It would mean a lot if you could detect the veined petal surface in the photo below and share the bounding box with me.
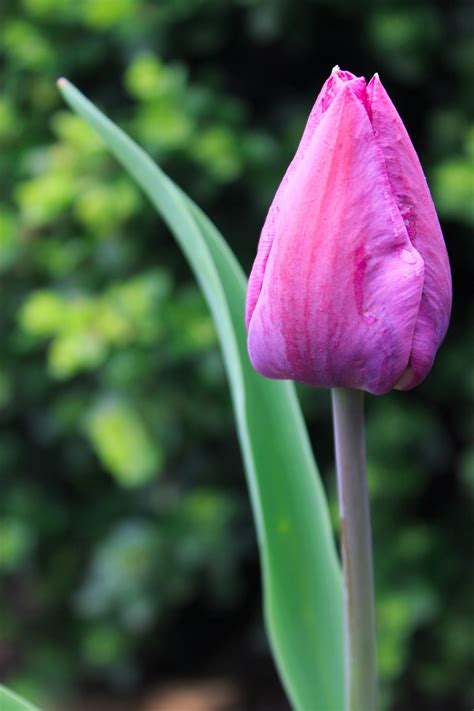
[246,69,364,328]
[367,75,452,389]
[248,83,426,395]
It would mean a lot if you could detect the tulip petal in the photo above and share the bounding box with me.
[247,84,425,395]
[246,69,364,328]
[367,75,452,388]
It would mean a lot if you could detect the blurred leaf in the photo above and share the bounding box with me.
[19,290,67,337]
[49,331,108,377]
[378,585,438,682]
[74,179,141,234]
[81,624,128,668]
[85,398,163,487]
[51,111,103,152]
[194,126,243,181]
[369,8,440,80]
[0,99,18,140]
[125,53,167,101]
[82,0,137,28]
[15,172,74,227]
[0,518,33,571]
[2,19,53,69]
[433,155,474,225]
[0,209,20,271]
[58,78,344,711]
[134,102,194,151]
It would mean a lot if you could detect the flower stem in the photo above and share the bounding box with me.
[331,388,378,711]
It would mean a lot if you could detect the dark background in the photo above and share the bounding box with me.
[0,0,473,709]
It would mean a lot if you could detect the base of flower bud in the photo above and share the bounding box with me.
[394,366,414,390]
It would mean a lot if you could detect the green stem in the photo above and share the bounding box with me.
[331,388,378,711]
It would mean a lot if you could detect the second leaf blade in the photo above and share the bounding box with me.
[58,79,344,711]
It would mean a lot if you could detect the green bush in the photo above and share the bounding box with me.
[0,0,472,708]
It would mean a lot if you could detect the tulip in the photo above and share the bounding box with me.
[246,67,451,395]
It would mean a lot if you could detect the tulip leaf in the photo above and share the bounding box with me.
[58,78,344,711]
[0,686,40,711]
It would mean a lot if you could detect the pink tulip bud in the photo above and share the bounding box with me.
[246,68,452,395]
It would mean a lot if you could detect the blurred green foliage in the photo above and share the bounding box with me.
[0,0,472,709]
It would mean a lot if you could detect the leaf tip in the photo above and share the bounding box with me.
[56,77,69,91]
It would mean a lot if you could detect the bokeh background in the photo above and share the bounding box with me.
[0,0,473,709]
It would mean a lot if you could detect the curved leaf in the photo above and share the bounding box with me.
[58,78,344,711]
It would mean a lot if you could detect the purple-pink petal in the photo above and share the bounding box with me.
[246,69,363,329]
[367,75,452,388]
[246,69,451,395]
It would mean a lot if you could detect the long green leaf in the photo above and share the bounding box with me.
[0,687,40,711]
[58,79,344,711]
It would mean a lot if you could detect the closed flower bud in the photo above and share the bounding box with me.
[246,68,452,395]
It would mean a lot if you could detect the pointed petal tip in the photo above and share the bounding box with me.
[337,78,365,103]
[368,72,382,90]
